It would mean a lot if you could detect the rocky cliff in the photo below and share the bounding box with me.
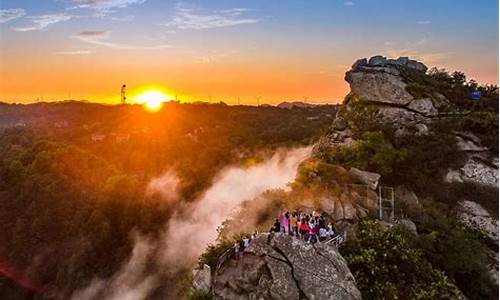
[315,54,497,194]
[311,55,499,285]
[195,55,498,300]
[210,233,361,300]
[315,55,447,153]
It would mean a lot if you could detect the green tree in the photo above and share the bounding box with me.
[341,219,462,300]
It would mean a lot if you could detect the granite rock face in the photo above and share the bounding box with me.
[445,156,499,187]
[315,55,441,154]
[212,234,361,300]
[349,167,381,190]
[192,264,212,294]
[457,201,498,245]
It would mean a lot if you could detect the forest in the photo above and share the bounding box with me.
[0,102,337,299]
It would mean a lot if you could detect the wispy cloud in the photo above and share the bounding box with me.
[69,0,146,15]
[71,30,172,50]
[0,8,26,23]
[385,48,451,65]
[55,50,95,55]
[416,20,431,25]
[13,13,73,31]
[344,1,355,6]
[163,4,261,30]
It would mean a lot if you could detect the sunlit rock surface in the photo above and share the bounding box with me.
[212,233,361,300]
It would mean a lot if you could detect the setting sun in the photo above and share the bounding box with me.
[136,91,170,111]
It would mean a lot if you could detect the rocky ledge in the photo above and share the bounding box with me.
[314,55,442,153]
[211,233,361,300]
[345,55,443,125]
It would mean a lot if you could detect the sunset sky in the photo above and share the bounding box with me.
[0,0,498,105]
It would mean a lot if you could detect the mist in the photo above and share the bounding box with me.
[160,146,312,266]
[71,146,311,299]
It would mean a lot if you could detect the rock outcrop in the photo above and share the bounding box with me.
[348,167,381,190]
[345,56,438,115]
[456,200,498,245]
[212,233,361,300]
[445,156,499,187]
[315,55,443,154]
[192,264,212,294]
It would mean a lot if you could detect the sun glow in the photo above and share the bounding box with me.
[136,90,171,111]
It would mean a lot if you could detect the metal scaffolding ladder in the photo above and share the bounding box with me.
[378,186,395,223]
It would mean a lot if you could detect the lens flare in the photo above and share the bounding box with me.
[136,91,170,112]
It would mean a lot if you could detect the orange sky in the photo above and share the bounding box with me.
[0,0,498,105]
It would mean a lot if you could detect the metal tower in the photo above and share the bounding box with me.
[121,84,127,104]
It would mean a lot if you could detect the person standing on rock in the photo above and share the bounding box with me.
[300,218,310,240]
[243,236,250,250]
[308,224,317,244]
[281,212,289,234]
[327,222,336,239]
[234,241,240,260]
[239,239,245,259]
[273,218,281,233]
[319,226,328,241]
[290,213,298,236]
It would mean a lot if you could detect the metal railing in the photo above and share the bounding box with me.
[325,231,347,247]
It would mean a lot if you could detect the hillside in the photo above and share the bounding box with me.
[196,56,498,300]
[0,102,337,299]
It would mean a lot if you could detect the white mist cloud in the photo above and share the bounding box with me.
[72,146,311,299]
[160,146,311,266]
[146,170,180,202]
[71,234,158,300]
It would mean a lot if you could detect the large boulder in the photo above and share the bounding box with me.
[345,69,414,105]
[192,264,212,294]
[395,186,420,210]
[407,98,438,116]
[455,133,488,152]
[456,201,498,245]
[212,234,361,300]
[349,167,381,190]
[460,157,498,186]
[396,219,418,235]
[313,55,442,154]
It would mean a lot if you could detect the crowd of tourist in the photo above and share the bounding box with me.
[233,211,338,260]
[270,211,336,243]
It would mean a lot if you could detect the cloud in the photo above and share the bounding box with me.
[71,234,158,300]
[146,171,179,201]
[71,30,172,50]
[160,146,311,267]
[69,0,146,15]
[194,52,230,64]
[385,48,451,65]
[55,50,95,55]
[416,20,431,25]
[0,8,26,23]
[13,13,73,31]
[71,146,311,299]
[76,30,109,36]
[163,4,261,30]
[344,1,355,6]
